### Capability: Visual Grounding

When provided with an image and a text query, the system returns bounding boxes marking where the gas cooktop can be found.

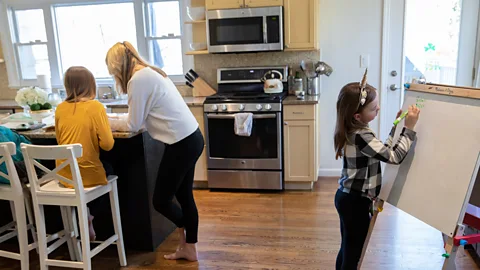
[204,91,287,104]
[204,66,289,113]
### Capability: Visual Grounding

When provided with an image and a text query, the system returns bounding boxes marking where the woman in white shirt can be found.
[106,41,203,261]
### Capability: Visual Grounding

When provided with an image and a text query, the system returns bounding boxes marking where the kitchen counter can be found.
[18,128,143,139]
[91,97,205,108]
[183,97,206,107]
[283,95,319,105]
[0,100,21,110]
[0,96,206,112]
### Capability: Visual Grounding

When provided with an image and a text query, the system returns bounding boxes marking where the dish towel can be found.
[234,113,253,137]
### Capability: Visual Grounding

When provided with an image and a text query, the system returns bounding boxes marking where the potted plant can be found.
[15,86,55,120]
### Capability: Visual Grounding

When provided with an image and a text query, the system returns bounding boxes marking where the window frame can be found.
[11,8,50,82]
[0,0,191,89]
[145,0,193,83]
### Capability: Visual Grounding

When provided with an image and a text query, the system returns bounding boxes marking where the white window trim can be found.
[0,0,192,89]
[145,0,193,84]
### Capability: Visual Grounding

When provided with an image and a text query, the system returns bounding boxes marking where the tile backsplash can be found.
[193,50,321,89]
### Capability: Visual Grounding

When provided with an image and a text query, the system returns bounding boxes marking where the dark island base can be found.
[0,132,176,252]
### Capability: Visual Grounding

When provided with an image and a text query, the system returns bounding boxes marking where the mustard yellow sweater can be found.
[55,100,114,188]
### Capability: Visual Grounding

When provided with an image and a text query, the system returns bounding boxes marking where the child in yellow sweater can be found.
[55,66,115,240]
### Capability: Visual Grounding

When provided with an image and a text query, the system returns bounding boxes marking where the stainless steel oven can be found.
[204,105,283,190]
[207,6,283,53]
[203,66,288,190]
[205,108,282,170]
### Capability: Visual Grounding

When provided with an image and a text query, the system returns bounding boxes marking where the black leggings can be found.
[334,189,372,270]
[152,128,204,244]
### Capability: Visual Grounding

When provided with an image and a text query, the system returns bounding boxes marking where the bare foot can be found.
[164,243,198,261]
[88,214,96,241]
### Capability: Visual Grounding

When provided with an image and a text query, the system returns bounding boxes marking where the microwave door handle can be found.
[263,17,268,43]
[206,114,276,119]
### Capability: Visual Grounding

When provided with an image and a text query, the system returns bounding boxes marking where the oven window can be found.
[209,17,263,46]
[207,115,278,159]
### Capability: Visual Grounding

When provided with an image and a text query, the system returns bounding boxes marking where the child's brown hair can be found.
[333,82,377,160]
[64,66,97,104]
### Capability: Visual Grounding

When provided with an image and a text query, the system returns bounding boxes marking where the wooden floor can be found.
[0,177,479,269]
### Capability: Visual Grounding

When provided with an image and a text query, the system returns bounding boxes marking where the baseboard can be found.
[285,182,314,190]
[318,168,341,177]
[193,181,209,189]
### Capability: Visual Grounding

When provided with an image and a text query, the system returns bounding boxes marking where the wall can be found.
[317,0,383,175]
[194,51,321,89]
[0,40,15,99]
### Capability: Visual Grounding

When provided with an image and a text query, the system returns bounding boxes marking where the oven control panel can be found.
[204,103,281,113]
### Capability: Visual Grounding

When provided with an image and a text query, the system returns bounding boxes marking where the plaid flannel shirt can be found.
[338,126,417,199]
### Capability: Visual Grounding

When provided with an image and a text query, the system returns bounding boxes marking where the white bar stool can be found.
[0,142,38,269]
[21,143,127,270]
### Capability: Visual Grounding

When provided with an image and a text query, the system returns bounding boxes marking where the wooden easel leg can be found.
[358,200,384,270]
[442,224,466,270]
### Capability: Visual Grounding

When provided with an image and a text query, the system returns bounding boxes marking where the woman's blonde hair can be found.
[64,66,97,108]
[105,41,167,94]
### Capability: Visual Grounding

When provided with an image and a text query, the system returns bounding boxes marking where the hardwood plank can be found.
[0,178,478,269]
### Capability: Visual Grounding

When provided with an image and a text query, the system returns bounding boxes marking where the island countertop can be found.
[17,129,175,251]
[104,97,206,108]
[18,128,143,139]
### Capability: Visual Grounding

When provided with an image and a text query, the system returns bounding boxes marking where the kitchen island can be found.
[0,128,175,252]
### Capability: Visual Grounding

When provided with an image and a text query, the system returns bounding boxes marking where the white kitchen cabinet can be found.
[111,108,128,114]
[283,104,318,190]
[284,0,319,50]
[190,106,208,183]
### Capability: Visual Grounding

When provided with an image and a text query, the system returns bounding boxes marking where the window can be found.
[13,9,51,79]
[147,0,185,76]
[1,0,192,87]
[54,3,137,78]
[404,0,462,85]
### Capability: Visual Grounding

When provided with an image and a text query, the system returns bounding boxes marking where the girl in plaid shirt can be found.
[333,70,420,270]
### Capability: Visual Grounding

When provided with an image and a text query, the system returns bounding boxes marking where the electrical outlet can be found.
[360,54,370,68]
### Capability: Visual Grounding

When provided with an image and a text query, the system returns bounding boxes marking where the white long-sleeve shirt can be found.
[111,67,198,145]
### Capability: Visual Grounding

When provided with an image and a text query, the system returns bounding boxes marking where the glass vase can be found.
[22,106,31,117]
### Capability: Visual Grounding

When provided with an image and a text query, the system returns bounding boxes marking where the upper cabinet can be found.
[284,0,319,50]
[206,0,283,10]
[245,0,284,8]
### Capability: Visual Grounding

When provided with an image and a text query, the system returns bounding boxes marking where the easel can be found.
[357,199,383,269]
[357,83,480,270]
[358,201,480,270]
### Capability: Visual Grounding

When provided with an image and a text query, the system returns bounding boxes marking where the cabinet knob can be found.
[245,4,248,7]
[284,122,288,126]
[285,45,289,49]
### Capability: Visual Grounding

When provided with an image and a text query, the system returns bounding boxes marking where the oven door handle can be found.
[206,113,277,119]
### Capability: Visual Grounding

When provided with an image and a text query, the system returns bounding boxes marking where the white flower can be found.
[25,91,38,105]
[35,88,48,104]
[15,86,49,107]
[15,92,27,106]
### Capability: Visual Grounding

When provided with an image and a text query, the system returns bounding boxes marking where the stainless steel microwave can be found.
[206,6,283,53]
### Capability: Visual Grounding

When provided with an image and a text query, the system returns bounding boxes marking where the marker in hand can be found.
[393,110,409,126]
